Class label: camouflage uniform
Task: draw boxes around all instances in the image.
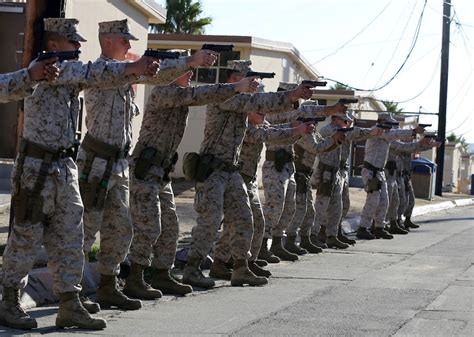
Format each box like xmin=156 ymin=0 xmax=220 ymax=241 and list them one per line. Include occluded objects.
xmin=0 ymin=69 xmax=33 ymax=103
xmin=313 ymin=125 xmax=371 ymax=237
xmin=385 ymin=141 xmax=425 ymax=222
xmin=77 ymin=20 xmax=188 ymax=276
xmin=396 ymin=142 xmax=427 ymax=220
xmin=1 ymin=32 xmax=129 ymax=296
xmin=262 ymin=102 xmax=327 ymax=238
xmin=188 ymin=91 xmax=293 ymax=262
xmin=128 ymin=83 xmax=238 ymax=269
xmin=213 ymin=122 xmax=295 ymax=262
xmin=359 ymin=129 xmax=413 ymax=230
xmin=287 ymin=129 xmax=338 ymax=237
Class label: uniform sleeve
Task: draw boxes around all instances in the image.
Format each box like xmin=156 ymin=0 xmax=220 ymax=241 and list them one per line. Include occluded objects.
xmin=0 ymin=69 xmax=33 ymax=103
xmin=269 ymin=104 xmax=326 ymax=123
xmin=390 ymin=140 xmax=426 ymax=153
xmin=217 ymin=91 xmax=293 ymax=114
xmin=146 ymin=83 xmax=236 ymax=110
xmin=297 ymin=132 xmax=337 ymax=155
xmin=246 ymin=124 xmax=296 ymax=144
xmin=51 ymin=60 xmax=127 ymax=89
xmin=381 ymin=129 xmax=413 ymax=141
xmin=346 ymin=127 xmax=372 ymax=142
xmin=134 ymin=57 xmax=189 ymax=85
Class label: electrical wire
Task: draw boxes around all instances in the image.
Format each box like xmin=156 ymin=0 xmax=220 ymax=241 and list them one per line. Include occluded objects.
xmin=310 ymin=0 xmax=393 ymax=66
xmin=321 ymin=0 xmax=429 ymax=92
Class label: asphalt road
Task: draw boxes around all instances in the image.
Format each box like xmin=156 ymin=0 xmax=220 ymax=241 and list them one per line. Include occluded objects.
xmin=1 ymin=205 xmax=473 ymax=336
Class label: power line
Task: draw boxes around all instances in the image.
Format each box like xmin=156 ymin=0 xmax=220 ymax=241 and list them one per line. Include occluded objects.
xmin=371 ymin=0 xmax=419 ymax=89
xmin=321 ymin=0 xmax=429 ymax=92
xmin=310 ymin=0 xmax=394 ymax=66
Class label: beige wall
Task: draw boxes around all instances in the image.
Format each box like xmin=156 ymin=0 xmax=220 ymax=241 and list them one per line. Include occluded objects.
xmin=65 ymin=0 xmax=150 ymax=143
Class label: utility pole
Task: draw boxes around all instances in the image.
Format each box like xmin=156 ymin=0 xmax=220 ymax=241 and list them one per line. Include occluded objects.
xmin=435 ymin=0 xmax=451 ymax=196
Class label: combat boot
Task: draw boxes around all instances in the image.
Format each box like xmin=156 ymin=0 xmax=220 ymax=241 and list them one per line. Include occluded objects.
xmin=258 ymin=238 xmax=280 ymax=263
xmin=0 ymin=287 xmax=37 ymax=330
xmin=56 ymin=292 xmax=106 ymax=330
xmin=388 ymin=220 xmax=408 ymax=235
xmin=270 ymin=236 xmax=298 ymax=261
xmin=96 ymin=274 xmax=142 ymax=310
xmin=182 ymin=257 xmax=215 ymax=289
xmin=151 ymin=269 xmax=192 ymax=295
xmin=326 ymin=236 xmax=350 ymax=249
xmin=284 ymin=235 xmax=307 ymax=255
xmin=255 ymin=259 xmax=268 ymax=267
xmin=404 ymin=217 xmax=420 ymax=229
xmin=338 ymin=226 xmax=356 ymax=245
xmin=123 ymin=263 xmax=162 ymax=300
xmin=373 ymin=227 xmax=394 ymax=239
xmin=231 ymin=259 xmax=268 ymax=287
xmin=209 ymin=258 xmax=232 ymax=280
xmin=248 ymin=260 xmax=272 ymax=277
xmin=317 ymin=226 xmax=327 ymax=244
xmin=398 ymin=219 xmax=410 ymax=231
xmin=79 ymin=292 xmax=100 ymax=314
xmin=300 ymin=235 xmax=323 ymax=253
xmin=356 ymin=227 xmax=375 ymax=240
xmin=310 ymin=234 xmax=328 ymax=249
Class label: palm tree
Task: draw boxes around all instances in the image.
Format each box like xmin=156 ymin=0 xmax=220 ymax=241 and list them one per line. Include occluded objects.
xmin=447 ymin=132 xmax=468 ymax=151
xmin=382 ymin=100 xmax=403 ymax=115
xmin=329 ymin=83 xmax=350 ymax=90
xmin=150 ymin=0 xmax=212 ymax=34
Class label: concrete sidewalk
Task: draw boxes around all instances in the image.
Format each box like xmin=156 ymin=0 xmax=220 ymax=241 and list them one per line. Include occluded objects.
xmin=1 ymin=179 xmax=473 ymax=252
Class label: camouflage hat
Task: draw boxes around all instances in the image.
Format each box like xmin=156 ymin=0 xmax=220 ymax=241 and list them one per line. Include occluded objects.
xmin=44 ymin=18 xmax=87 ymax=42
xmin=98 ymin=19 xmax=138 ymax=40
xmin=334 ymin=112 xmax=354 ymax=121
xmin=277 ymin=82 xmax=298 ymax=91
xmin=378 ymin=112 xmax=398 ymax=124
xmin=227 ymin=60 xmax=252 ymax=74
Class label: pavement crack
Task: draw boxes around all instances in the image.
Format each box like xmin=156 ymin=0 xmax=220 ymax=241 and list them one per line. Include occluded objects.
xmin=271 ymin=276 xmax=353 ymax=282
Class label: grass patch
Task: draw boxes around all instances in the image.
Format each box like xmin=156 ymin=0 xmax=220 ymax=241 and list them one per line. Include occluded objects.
xmin=88 ymin=243 xmax=100 ymax=262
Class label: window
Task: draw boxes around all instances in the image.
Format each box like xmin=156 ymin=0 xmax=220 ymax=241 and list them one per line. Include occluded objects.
xmin=190 ymin=50 xmax=241 ymax=84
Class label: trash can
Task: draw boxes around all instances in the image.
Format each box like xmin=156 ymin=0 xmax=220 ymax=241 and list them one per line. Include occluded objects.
xmin=411 ymin=157 xmax=437 ymax=200
xmin=471 ymin=174 xmax=474 ymax=195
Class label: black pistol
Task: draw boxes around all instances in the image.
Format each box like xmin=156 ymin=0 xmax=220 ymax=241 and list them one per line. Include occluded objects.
xmin=202 ymin=44 xmax=234 ymax=53
xmin=246 ymin=71 xmax=276 ymax=79
xmin=337 ymin=127 xmax=355 ymax=133
xmin=376 ymin=124 xmax=393 ymax=130
xmin=338 ymin=98 xmax=358 ymax=105
xmin=37 ymin=50 xmax=81 ymax=62
xmin=297 ymin=116 xmax=326 ymax=123
xmin=144 ymin=49 xmax=181 ymax=59
xmin=301 ymin=80 xmax=327 ymax=88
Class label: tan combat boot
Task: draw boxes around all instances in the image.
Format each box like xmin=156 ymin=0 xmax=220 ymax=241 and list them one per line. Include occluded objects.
xmin=284 ymin=235 xmax=307 ymax=255
xmin=404 ymin=216 xmax=420 ymax=228
xmin=151 ymin=269 xmax=192 ymax=295
xmin=182 ymin=257 xmax=215 ymax=289
xmin=388 ymin=220 xmax=408 ymax=235
xmin=270 ymin=236 xmax=298 ymax=261
xmin=231 ymin=259 xmax=268 ymax=287
xmin=123 ymin=263 xmax=162 ymax=300
xmin=209 ymin=258 xmax=232 ymax=280
xmin=300 ymin=235 xmax=323 ymax=253
xmin=337 ymin=225 xmax=356 ymax=245
xmin=96 ymin=274 xmax=142 ymax=310
xmin=56 ymin=292 xmax=106 ymax=330
xmin=317 ymin=226 xmax=327 ymax=244
xmin=0 ymin=287 xmax=37 ymax=330
xmin=258 ymin=238 xmax=281 ymax=263
xmin=326 ymin=236 xmax=350 ymax=249
xmin=79 ymin=292 xmax=100 ymax=314
xmin=248 ymin=260 xmax=272 ymax=277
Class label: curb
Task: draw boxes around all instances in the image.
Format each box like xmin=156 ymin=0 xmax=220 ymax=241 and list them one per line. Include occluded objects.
xmin=342 ymin=197 xmax=474 ymax=234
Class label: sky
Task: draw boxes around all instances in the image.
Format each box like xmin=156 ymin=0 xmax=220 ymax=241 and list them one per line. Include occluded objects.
xmin=157 ymin=0 xmax=474 ymax=142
